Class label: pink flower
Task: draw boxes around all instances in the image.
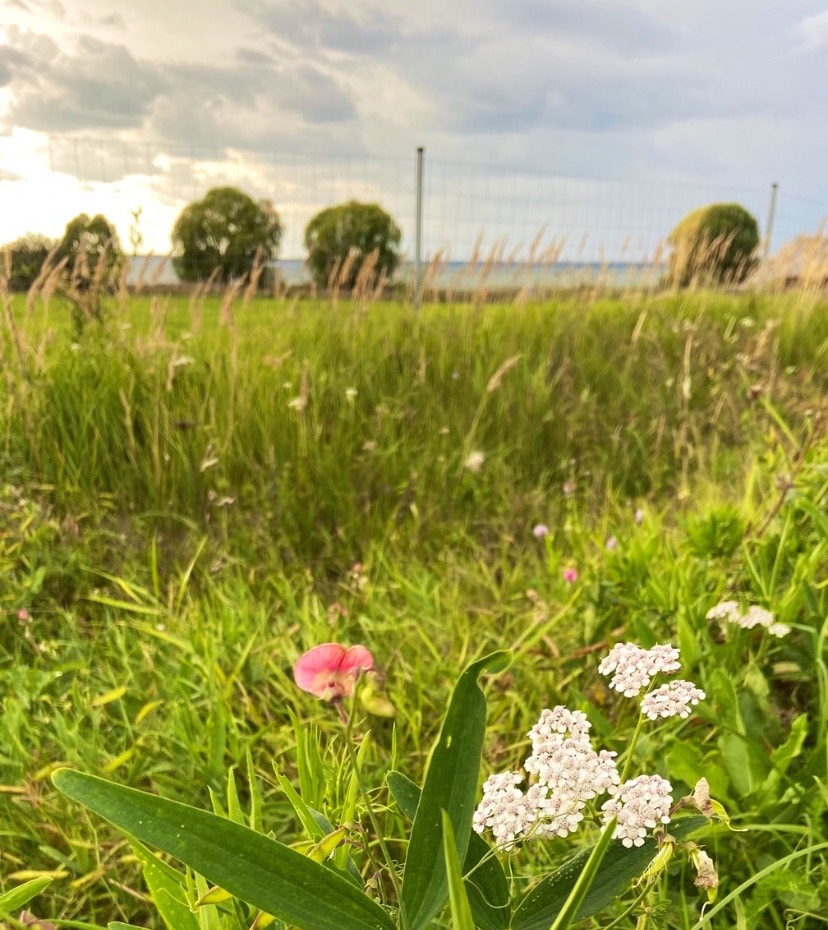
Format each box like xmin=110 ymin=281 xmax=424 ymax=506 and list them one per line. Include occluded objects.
xmin=293 ymin=644 xmax=374 ymax=702
xmin=634 ymin=509 xmax=644 ymax=525
xmin=563 ymin=567 xmax=578 ymax=584
xmin=533 ymin=523 xmax=550 ymax=539
xmin=17 ymin=608 xmax=31 ymax=622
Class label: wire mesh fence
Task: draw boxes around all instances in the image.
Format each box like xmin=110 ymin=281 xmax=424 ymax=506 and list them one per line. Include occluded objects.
xmin=2 ymin=133 xmax=828 ymax=291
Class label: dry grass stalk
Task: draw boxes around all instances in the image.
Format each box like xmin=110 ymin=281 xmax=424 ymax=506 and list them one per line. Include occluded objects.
xmin=0 ymin=252 xmax=28 ymax=371
xmin=486 ymin=354 xmax=523 ymax=393
xmin=219 ymin=277 xmax=244 ymax=327
xmin=242 ymin=248 xmax=265 ymax=306
xmin=353 ymin=248 xmax=380 ymax=312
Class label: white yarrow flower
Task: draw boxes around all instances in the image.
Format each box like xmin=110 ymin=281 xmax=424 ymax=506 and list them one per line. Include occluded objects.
xmin=464 ymin=450 xmax=486 ymax=473
xmin=473 ymin=772 xmax=536 ymax=847
xmin=598 ymin=643 xmax=681 ymax=697
xmin=738 ymin=605 xmax=774 ymax=629
xmin=641 ymin=680 xmax=706 ymax=720
xmin=601 ymin=774 xmax=674 ymax=848
xmin=768 ymin=622 xmax=791 ymax=637
xmin=706 ymin=600 xmax=740 ymax=623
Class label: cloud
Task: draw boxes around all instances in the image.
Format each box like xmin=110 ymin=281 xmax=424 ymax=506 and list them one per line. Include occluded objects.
xmin=797 ymin=10 xmax=828 ymax=50
xmin=6 ymin=32 xmax=167 ymax=131
xmin=0 ymin=167 xmax=22 ymax=181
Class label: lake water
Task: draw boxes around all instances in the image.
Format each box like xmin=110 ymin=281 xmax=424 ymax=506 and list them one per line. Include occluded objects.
xmin=126 ymin=256 xmax=666 ymax=291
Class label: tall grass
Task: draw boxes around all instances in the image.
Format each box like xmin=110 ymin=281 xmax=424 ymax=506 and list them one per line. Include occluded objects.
xmin=0 ymin=282 xmax=826 ymax=927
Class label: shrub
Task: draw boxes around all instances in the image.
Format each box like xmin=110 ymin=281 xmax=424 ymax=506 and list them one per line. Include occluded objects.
xmin=668 ymin=203 xmax=760 ymax=286
xmin=2 ymin=233 xmax=57 ymax=291
xmin=171 ymin=187 xmax=282 ymax=286
xmin=56 ymin=213 xmax=123 ymax=288
xmin=304 ymin=201 xmax=402 ymax=290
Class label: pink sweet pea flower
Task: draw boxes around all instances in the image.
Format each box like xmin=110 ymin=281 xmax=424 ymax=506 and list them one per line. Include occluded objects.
xmin=293 ymin=643 xmax=374 ymax=702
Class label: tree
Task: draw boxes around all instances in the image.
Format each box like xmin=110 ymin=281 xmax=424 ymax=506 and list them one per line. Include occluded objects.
xmin=304 ymin=201 xmax=402 ymax=289
xmin=171 ymin=187 xmax=282 ymax=285
xmin=56 ymin=213 xmax=123 ymax=287
xmin=668 ymin=203 xmax=760 ymax=286
xmin=3 ymin=233 xmax=57 ymax=292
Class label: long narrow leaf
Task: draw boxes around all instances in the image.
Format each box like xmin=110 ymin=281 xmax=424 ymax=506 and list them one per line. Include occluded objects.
xmin=0 ymin=877 xmax=52 ymax=916
xmin=442 ymin=812 xmax=475 ymax=930
xmin=512 ymin=817 xmax=707 ymax=930
xmin=53 ymin=769 xmax=394 ymax=930
xmin=388 ymin=770 xmax=510 ymax=930
xmin=401 ymin=651 xmax=510 ymax=930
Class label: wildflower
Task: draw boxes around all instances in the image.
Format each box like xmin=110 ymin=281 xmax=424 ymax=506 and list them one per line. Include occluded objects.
xmin=452 ymin=371 xmax=460 ymax=380
xmin=17 ymin=608 xmax=30 ymax=622
xmin=562 ymin=567 xmax=578 ymax=584
xmin=598 ymin=643 xmax=680 ymax=697
xmin=768 ymin=622 xmax=791 ymax=637
xmin=288 ymin=396 xmax=307 ymax=411
xmin=533 ymin=523 xmax=550 ymax=539
xmin=345 ymin=387 xmax=358 ymax=399
xmin=562 ymin=479 xmax=576 ymax=497
xmin=640 ymin=680 xmax=706 ymax=720
xmin=706 ymin=600 xmax=740 ymax=623
xmin=464 ymin=450 xmax=485 ymax=473
xmin=606 ymin=535 xmax=618 ymax=551
xmin=293 ymin=643 xmax=374 ymax=702
xmin=739 ymin=605 xmax=774 ymax=630
xmin=634 ymin=508 xmax=644 ymax=525
xmin=473 ymin=772 xmax=536 ymax=847
xmin=601 ymin=774 xmax=673 ymax=848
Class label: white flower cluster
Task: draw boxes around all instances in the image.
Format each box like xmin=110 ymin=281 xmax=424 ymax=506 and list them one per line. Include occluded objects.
xmin=474 ymin=705 xmax=620 ymax=846
xmin=525 ymin=707 xmax=620 ymax=838
xmin=473 ymin=772 xmax=537 ymax=846
xmin=706 ymin=600 xmax=790 ymax=637
xmin=601 ymin=774 xmax=674 ymax=848
xmin=640 ymin=680 xmax=706 ymax=720
xmin=598 ymin=642 xmax=681 ymax=697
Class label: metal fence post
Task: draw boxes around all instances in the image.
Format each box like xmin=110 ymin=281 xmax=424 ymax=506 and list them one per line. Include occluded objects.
xmin=414 ymin=146 xmax=424 ymax=313
xmin=764 ymin=182 xmax=779 ymax=259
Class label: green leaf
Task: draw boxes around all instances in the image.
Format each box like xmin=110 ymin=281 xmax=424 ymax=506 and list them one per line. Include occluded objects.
xmin=443 ymin=812 xmax=475 ymax=930
xmin=53 ymin=769 xmax=395 ymax=930
xmin=760 ymin=714 xmax=809 ymax=798
xmin=718 ymin=732 xmax=767 ymax=798
xmin=110 ymin=923 xmax=149 ymax=929
xmin=388 ymin=770 xmax=510 ymax=930
xmin=0 ymin=877 xmax=52 ymax=916
xmin=131 ymin=841 xmax=200 ymax=930
xmin=549 ymin=816 xmax=616 ymax=930
xmin=400 ymin=649 xmax=510 ymax=930
xmin=511 ymin=817 xmax=707 ymax=930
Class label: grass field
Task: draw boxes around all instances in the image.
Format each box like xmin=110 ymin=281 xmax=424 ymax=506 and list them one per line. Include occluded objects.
xmin=1 ymin=286 xmax=827 ymax=928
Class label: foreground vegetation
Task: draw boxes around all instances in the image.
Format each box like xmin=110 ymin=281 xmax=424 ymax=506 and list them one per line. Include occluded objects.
xmin=0 ymin=286 xmax=826 ymax=928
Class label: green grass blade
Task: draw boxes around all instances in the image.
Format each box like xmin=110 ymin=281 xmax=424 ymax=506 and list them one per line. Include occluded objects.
xmin=53 ymin=769 xmax=395 ymax=930
xmin=0 ymin=877 xmax=52 ymax=916
xmin=400 ymin=650 xmax=510 ymax=930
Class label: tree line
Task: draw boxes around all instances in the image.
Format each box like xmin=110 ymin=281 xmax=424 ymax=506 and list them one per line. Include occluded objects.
xmin=2 ymin=188 xmax=403 ymax=292
xmin=2 ymin=188 xmax=760 ymax=293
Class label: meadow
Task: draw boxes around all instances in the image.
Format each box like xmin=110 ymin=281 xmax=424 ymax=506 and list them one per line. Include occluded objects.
xmin=0 ymin=282 xmax=826 ymax=928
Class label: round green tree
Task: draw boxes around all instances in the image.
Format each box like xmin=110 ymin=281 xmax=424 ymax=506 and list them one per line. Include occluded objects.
xmin=668 ymin=203 xmax=760 ymax=286
xmin=56 ymin=213 xmax=123 ymax=286
xmin=304 ymin=201 xmax=402 ymax=289
xmin=171 ymin=187 xmax=282 ymax=285
xmin=3 ymin=233 xmax=57 ymax=291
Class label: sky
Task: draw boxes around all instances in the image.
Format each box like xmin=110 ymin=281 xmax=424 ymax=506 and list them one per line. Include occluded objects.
xmin=2 ymin=0 xmax=828 ymax=260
